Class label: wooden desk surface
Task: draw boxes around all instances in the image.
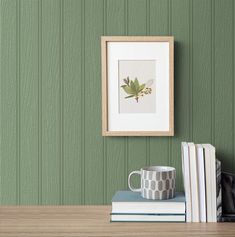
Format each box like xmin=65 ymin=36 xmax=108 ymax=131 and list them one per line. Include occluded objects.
xmin=0 ymin=206 xmax=234 ymax=237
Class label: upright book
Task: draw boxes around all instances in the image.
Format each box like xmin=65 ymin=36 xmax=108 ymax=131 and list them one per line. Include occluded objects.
xmin=188 ymin=143 xmax=199 ymax=222
xmin=181 ymin=142 xmax=192 ymax=222
xmin=203 ymin=144 xmax=216 ymax=222
xmin=182 ymin=142 xmax=221 ymax=223
xmin=196 ymin=144 xmax=207 ymax=222
xmin=202 ymin=144 xmax=222 ymax=222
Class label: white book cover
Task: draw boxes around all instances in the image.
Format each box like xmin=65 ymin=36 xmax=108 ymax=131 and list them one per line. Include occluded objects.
xmin=209 ymin=145 xmax=217 ymax=222
xmin=196 ymin=144 xmax=206 ymax=222
xmin=202 ymin=144 xmax=217 ymax=222
xmin=203 ymin=144 xmax=212 ymax=222
xmin=181 ymin=142 xmax=192 ymax=222
xmin=188 ymin=143 xmax=199 ymax=222
xmin=112 ymin=191 xmax=185 ymax=214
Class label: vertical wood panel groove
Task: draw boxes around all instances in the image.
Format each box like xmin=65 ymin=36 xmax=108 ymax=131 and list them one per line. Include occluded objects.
xmin=211 ymin=0 xmax=215 ymax=145
xmin=38 ymin=0 xmax=42 ymax=205
xmin=126 ymin=0 xmax=128 ymax=35
xmin=168 ymin=0 xmax=172 ymax=167
xmin=103 ymin=0 xmax=107 ymax=204
xmin=125 ymin=137 xmax=128 ymax=189
xmin=16 ymin=0 xmax=20 ymax=204
xmin=81 ymin=0 xmax=85 ymax=204
xmin=60 ymin=0 xmax=64 ymax=205
xmin=189 ymin=0 xmax=193 ymax=141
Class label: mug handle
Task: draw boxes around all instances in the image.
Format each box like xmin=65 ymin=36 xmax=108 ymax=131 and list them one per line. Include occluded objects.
xmin=128 ymin=170 xmax=141 ymax=192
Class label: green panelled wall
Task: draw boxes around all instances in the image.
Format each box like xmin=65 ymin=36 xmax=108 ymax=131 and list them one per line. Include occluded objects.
xmin=0 ymin=0 xmax=234 ymax=204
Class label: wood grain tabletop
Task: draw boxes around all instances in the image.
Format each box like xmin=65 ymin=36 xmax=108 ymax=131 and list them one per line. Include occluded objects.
xmin=0 ymin=206 xmax=234 ymax=237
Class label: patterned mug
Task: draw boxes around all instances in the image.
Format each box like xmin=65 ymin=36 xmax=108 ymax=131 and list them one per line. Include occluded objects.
xmin=128 ymin=166 xmax=176 ymax=200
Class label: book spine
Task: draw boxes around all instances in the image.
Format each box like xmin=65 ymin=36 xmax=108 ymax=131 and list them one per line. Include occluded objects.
xmin=181 ymin=142 xmax=192 ymax=222
xmin=203 ymin=145 xmax=212 ymax=222
xmin=210 ymin=146 xmax=217 ymax=222
xmin=197 ymin=145 xmax=206 ymax=222
xmin=188 ymin=143 xmax=199 ymax=222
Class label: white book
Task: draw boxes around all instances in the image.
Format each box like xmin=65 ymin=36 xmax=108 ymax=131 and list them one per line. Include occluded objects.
xmin=112 ymin=191 xmax=185 ymax=214
xmin=202 ymin=144 xmax=216 ymax=222
xmin=209 ymin=145 xmax=217 ymax=222
xmin=196 ymin=144 xmax=206 ymax=222
xmin=188 ymin=143 xmax=199 ymax=222
xmin=181 ymin=142 xmax=192 ymax=222
xmin=111 ymin=214 xmax=185 ymax=222
xmin=203 ymin=144 xmax=212 ymax=222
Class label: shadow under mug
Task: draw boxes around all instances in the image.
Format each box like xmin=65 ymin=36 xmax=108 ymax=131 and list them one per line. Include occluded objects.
xmin=128 ymin=166 xmax=176 ymax=200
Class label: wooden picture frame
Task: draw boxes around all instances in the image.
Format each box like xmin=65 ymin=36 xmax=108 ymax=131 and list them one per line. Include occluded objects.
xmin=101 ymin=36 xmax=174 ymax=136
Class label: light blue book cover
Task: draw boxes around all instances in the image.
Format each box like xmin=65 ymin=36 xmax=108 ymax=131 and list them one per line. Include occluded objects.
xmin=112 ymin=191 xmax=185 ymax=203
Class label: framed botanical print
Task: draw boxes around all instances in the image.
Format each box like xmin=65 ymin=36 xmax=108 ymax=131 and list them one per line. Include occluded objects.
xmin=101 ymin=36 xmax=174 ymax=136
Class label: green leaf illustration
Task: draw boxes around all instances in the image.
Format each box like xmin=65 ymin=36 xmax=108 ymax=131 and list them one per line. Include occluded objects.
xmin=122 ymin=85 xmax=135 ymax=95
xmin=120 ymin=76 xmax=153 ymax=103
xmin=134 ymin=78 xmax=139 ymax=90
xmin=130 ymin=80 xmax=138 ymax=96
xmin=139 ymin=84 xmax=145 ymax=92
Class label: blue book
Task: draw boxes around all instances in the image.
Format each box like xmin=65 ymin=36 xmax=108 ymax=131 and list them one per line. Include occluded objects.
xmin=112 ymin=191 xmax=185 ymax=214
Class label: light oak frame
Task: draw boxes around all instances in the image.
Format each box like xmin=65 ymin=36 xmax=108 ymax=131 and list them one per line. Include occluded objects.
xmin=101 ymin=36 xmax=174 ymax=136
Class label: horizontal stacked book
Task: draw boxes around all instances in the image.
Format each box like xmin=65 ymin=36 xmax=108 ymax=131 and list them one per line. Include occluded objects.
xmin=181 ymin=142 xmax=222 ymax=223
xmin=111 ymin=191 xmax=186 ymax=222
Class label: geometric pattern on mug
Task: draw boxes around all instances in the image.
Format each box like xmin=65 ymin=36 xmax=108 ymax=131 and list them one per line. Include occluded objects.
xmin=141 ymin=169 xmax=176 ymax=200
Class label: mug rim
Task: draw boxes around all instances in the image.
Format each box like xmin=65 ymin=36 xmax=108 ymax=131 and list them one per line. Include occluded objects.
xmin=141 ymin=166 xmax=175 ymax=172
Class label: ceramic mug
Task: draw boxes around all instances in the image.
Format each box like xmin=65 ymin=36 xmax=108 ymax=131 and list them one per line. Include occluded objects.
xmin=128 ymin=166 xmax=176 ymax=200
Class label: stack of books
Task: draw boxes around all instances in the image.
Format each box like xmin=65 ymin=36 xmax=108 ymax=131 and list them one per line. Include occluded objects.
xmin=111 ymin=191 xmax=186 ymax=222
xmin=181 ymin=142 xmax=222 ymax=222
